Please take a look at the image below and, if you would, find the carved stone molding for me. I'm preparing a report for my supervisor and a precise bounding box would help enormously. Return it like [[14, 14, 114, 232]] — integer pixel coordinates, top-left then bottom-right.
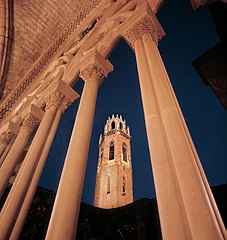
[[21, 115, 40, 132], [0, 131, 16, 145]]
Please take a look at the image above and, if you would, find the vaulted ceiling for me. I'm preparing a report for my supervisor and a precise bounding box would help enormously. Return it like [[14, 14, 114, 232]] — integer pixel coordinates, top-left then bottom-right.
[[0, 0, 91, 103]]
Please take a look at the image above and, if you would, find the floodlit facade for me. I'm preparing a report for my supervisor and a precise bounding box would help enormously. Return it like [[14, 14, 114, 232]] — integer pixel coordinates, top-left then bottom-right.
[[94, 115, 133, 208]]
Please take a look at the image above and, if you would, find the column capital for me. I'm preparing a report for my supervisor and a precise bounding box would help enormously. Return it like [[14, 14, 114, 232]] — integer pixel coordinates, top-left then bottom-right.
[[0, 121, 20, 144], [21, 104, 44, 131], [0, 131, 17, 145], [123, 3, 165, 47], [0, 121, 20, 137], [44, 80, 79, 111], [79, 50, 113, 85]]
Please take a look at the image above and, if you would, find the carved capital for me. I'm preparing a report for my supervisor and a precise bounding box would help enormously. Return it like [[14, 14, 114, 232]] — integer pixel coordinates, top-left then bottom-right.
[[58, 97, 74, 113], [0, 131, 16, 145], [80, 64, 107, 84], [79, 50, 113, 85], [21, 115, 41, 132], [122, 3, 165, 47], [124, 16, 162, 45], [45, 91, 65, 110], [43, 80, 79, 111]]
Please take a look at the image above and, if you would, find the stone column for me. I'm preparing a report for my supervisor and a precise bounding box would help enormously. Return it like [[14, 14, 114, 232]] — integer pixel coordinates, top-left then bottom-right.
[[0, 105, 43, 199], [123, 4, 225, 240], [46, 50, 113, 240], [0, 121, 19, 158], [9, 92, 79, 240], [0, 141, 14, 167], [0, 80, 77, 240]]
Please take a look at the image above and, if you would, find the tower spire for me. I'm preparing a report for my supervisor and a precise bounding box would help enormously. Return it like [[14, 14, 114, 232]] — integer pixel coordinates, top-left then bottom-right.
[[94, 115, 133, 208]]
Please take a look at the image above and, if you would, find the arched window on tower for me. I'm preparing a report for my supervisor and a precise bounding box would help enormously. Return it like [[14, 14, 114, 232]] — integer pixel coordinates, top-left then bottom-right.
[[122, 175, 126, 195], [107, 176, 110, 194], [111, 121, 115, 130], [119, 122, 123, 130], [122, 143, 127, 162], [109, 141, 114, 160]]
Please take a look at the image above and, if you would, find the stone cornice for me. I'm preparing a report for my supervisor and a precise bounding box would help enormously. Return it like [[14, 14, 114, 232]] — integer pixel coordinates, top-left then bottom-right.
[[0, 0, 104, 120], [79, 50, 113, 85], [123, 3, 165, 47]]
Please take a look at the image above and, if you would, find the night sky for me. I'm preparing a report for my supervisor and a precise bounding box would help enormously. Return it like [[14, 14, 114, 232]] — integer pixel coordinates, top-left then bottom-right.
[[39, 0, 227, 205]]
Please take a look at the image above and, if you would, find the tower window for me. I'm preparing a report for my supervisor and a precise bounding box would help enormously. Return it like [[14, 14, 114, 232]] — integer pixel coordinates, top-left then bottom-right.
[[119, 122, 123, 130], [122, 144, 127, 162], [111, 121, 115, 130], [122, 175, 126, 194], [109, 142, 114, 160], [107, 176, 110, 194]]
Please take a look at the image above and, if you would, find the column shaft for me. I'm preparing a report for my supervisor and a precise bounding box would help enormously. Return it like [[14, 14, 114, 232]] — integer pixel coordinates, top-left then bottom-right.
[[0, 143, 11, 167], [142, 33, 225, 238], [0, 106, 57, 240], [46, 79, 99, 240], [0, 128, 32, 199], [134, 37, 191, 239], [134, 32, 224, 239], [0, 143, 7, 158], [9, 109, 63, 240]]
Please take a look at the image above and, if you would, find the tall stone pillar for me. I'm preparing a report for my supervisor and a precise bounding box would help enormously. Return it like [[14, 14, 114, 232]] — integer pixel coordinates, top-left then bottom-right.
[[9, 91, 79, 240], [0, 80, 77, 240], [123, 4, 225, 240], [46, 50, 113, 240], [0, 105, 44, 199]]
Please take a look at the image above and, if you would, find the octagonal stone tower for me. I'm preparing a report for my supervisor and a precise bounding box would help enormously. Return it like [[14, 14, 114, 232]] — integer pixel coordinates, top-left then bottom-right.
[[94, 114, 133, 209]]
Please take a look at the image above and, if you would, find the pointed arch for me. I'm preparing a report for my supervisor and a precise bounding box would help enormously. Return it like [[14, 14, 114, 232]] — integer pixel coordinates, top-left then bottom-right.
[[122, 143, 127, 162], [111, 121, 115, 130], [109, 141, 114, 160]]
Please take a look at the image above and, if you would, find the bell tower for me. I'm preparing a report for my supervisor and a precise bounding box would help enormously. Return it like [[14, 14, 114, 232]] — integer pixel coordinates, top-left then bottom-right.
[[94, 114, 133, 209]]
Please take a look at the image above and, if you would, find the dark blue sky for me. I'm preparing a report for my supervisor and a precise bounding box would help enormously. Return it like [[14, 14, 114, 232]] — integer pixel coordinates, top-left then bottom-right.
[[39, 0, 227, 205]]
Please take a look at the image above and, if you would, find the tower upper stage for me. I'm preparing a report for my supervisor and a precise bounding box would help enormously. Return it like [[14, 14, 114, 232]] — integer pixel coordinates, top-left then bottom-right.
[[99, 114, 131, 145]]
